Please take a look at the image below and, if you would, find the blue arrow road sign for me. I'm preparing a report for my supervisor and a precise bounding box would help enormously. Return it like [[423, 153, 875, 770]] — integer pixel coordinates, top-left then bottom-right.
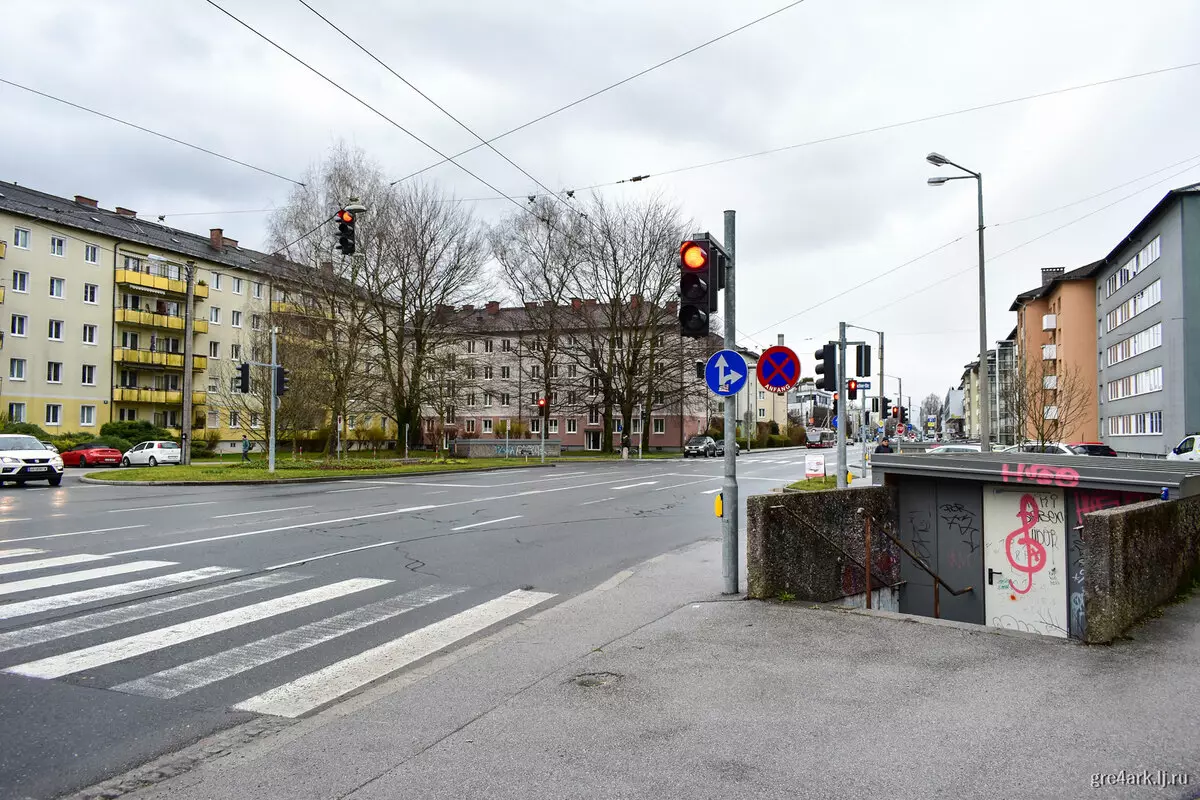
[[705, 349, 748, 396], [830, 415, 838, 429]]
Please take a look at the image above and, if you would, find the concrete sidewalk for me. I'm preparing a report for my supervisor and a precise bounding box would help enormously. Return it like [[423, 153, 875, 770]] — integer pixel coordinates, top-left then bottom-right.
[[87, 542, 1200, 800]]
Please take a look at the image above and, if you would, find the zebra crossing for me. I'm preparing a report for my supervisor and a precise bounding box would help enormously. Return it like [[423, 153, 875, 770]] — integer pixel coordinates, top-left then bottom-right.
[[0, 546, 554, 719]]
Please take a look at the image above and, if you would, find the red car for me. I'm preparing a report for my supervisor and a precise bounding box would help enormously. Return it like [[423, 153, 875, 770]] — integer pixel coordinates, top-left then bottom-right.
[[59, 442, 124, 467]]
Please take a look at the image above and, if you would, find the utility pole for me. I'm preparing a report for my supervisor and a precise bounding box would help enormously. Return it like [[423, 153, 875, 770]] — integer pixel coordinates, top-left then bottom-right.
[[268, 326, 279, 473], [836, 322, 848, 489], [721, 209, 738, 595], [877, 331, 884, 442], [181, 260, 196, 466]]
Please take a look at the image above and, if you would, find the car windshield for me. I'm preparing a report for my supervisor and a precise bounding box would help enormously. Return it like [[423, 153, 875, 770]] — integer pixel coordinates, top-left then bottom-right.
[[158, 442, 180, 449], [1070, 444, 1115, 456], [0, 436, 45, 452], [687, 437, 708, 445]]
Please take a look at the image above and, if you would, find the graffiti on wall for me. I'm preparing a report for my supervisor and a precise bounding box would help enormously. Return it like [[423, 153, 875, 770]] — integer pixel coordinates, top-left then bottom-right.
[[1066, 489, 1153, 639], [983, 486, 1069, 638], [1001, 462, 1079, 488], [939, 502, 980, 553]]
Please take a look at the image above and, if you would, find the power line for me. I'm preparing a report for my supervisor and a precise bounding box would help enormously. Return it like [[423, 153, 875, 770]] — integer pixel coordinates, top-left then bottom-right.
[[387, 0, 812, 186], [0, 77, 305, 187], [156, 208, 277, 220]]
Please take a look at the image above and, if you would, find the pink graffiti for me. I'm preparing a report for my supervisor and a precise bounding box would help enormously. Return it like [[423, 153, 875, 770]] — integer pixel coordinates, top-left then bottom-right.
[[1001, 462, 1079, 488], [1005, 494, 1047, 595]]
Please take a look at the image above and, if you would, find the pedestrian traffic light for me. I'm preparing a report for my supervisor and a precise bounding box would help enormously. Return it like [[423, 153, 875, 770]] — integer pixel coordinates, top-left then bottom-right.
[[891, 406, 900, 419], [236, 362, 251, 394], [678, 238, 713, 338], [831, 396, 838, 420], [847, 379, 858, 400], [335, 209, 356, 256], [855, 344, 872, 377], [813, 342, 836, 391], [275, 365, 289, 395], [871, 397, 879, 413]]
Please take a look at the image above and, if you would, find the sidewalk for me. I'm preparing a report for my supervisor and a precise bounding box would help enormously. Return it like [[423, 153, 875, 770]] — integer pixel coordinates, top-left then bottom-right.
[[90, 542, 1200, 800]]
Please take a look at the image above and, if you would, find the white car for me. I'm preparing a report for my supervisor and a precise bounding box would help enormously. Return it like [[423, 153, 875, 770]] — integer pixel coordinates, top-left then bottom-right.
[[927, 444, 983, 454], [0, 434, 65, 486], [1167, 434, 1200, 462], [121, 440, 182, 467]]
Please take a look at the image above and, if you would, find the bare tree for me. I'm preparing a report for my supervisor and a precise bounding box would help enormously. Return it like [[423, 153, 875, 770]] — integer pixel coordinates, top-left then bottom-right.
[[1002, 358, 1094, 445]]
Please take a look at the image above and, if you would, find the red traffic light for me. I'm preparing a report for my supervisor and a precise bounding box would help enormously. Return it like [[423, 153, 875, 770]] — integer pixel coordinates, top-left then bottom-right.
[[847, 379, 857, 391], [680, 241, 708, 270], [335, 209, 355, 224], [537, 397, 546, 408]]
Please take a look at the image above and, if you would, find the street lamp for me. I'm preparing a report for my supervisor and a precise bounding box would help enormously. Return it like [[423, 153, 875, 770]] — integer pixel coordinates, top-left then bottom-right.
[[926, 151, 990, 452]]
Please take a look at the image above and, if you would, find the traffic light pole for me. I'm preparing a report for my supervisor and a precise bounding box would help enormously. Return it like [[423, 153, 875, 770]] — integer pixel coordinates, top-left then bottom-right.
[[268, 326, 278, 474], [721, 209, 738, 595], [837, 322, 848, 489]]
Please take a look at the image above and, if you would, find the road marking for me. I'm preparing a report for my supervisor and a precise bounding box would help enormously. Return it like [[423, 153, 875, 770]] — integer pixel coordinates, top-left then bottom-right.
[[702, 488, 723, 494], [0, 567, 239, 620], [6, 578, 390, 680], [213, 506, 313, 519], [611, 482, 657, 490], [113, 585, 466, 699], [234, 589, 555, 718], [0, 572, 305, 654], [0, 518, 31, 525], [450, 515, 523, 532], [426, 491, 448, 495], [579, 497, 614, 506], [0, 525, 147, 544], [0, 561, 176, 598], [654, 478, 720, 491], [325, 487, 376, 494], [267, 540, 400, 570], [108, 501, 217, 514], [0, 553, 110, 577], [0, 548, 46, 560]]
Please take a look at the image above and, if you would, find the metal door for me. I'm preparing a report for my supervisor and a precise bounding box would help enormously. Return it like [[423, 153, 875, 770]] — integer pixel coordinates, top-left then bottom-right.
[[982, 485, 1069, 637], [896, 478, 984, 624]]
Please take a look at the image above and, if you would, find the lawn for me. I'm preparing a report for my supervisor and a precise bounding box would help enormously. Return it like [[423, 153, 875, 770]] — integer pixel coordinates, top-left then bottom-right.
[[86, 457, 550, 483], [786, 476, 840, 491]]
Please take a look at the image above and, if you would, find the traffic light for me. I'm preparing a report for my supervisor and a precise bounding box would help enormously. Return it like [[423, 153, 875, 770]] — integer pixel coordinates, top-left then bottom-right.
[[901, 406, 909, 424], [831, 396, 838, 420], [275, 366, 289, 396], [813, 342, 836, 391], [678, 238, 714, 338], [871, 397, 879, 413], [236, 362, 251, 394], [891, 406, 900, 419], [537, 396, 547, 412], [855, 344, 872, 377], [335, 209, 356, 256], [847, 379, 858, 400]]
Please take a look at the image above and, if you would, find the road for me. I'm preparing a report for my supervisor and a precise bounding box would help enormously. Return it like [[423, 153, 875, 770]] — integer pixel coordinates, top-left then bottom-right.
[[0, 452, 816, 799]]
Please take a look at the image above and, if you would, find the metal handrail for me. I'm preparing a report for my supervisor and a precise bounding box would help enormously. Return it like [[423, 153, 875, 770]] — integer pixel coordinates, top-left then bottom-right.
[[854, 508, 973, 618], [775, 504, 896, 591]]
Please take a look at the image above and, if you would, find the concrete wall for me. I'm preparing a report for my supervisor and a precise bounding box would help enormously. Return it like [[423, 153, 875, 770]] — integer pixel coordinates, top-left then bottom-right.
[[1082, 493, 1200, 643], [452, 439, 562, 458], [746, 486, 899, 601]]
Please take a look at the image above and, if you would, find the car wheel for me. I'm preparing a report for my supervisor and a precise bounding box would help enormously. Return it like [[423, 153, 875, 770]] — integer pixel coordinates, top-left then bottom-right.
[[48, 474, 63, 487], [78, 456, 87, 468], [121, 457, 131, 467], [148, 456, 158, 467]]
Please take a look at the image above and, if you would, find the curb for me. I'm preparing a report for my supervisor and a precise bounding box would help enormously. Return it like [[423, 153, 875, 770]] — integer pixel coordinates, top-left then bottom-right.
[[79, 462, 557, 487]]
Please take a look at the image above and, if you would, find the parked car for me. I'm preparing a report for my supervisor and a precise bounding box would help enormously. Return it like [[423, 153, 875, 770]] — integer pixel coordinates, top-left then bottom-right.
[[1167, 434, 1200, 462], [0, 434, 65, 486], [927, 444, 982, 454], [992, 444, 1019, 453], [713, 440, 740, 457], [683, 436, 717, 458], [41, 441, 59, 453], [1067, 442, 1118, 457], [1018, 442, 1118, 457], [60, 442, 124, 468], [121, 440, 182, 467]]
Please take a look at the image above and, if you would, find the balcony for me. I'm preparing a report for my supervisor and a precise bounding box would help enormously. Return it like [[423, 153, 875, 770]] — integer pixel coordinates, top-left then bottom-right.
[[112, 347, 207, 371], [114, 308, 210, 334], [1043, 375, 1058, 390], [1043, 405, 1059, 420], [1042, 313, 1057, 331], [1041, 344, 1057, 360], [115, 269, 210, 299], [113, 388, 208, 405]]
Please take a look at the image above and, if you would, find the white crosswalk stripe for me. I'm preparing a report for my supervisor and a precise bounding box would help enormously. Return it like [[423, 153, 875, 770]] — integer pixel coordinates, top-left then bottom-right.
[[0, 561, 176, 597], [0, 548, 46, 560], [0, 552, 110, 577], [0, 566, 240, 620]]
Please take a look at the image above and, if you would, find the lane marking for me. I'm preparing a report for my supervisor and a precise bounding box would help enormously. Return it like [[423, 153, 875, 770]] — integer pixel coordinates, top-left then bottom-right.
[[0, 567, 239, 620], [0, 573, 305, 654], [113, 585, 466, 699], [6, 578, 390, 680], [108, 501, 217, 514], [233, 589, 555, 718], [0, 525, 147, 544], [426, 491, 448, 496], [579, 497, 614, 506], [0, 518, 31, 525], [0, 548, 46, 560], [611, 482, 657, 490], [325, 487, 376, 494], [0, 561, 176, 598], [653, 478, 721, 491], [213, 506, 313, 519], [0, 553, 109, 577], [267, 540, 399, 570], [450, 515, 522, 532]]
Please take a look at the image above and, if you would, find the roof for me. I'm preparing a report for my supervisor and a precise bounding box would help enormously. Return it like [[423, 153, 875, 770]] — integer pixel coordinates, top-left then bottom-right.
[[0, 180, 298, 281], [1008, 259, 1103, 310], [1092, 182, 1200, 269]]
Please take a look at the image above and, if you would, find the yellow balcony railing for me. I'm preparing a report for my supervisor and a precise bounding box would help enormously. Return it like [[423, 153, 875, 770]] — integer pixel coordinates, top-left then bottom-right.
[[114, 308, 209, 334], [113, 388, 208, 405], [115, 269, 210, 299], [112, 347, 207, 370]]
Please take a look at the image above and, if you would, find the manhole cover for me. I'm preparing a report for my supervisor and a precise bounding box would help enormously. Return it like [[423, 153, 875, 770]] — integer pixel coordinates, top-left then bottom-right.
[[571, 671, 621, 688]]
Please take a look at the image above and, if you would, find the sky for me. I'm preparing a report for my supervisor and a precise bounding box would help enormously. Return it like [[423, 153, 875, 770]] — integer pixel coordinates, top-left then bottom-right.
[[4, 0, 1199, 407]]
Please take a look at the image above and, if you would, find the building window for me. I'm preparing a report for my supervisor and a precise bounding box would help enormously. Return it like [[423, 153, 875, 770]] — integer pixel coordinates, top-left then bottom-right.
[[212, 273, 223, 290], [502, 339, 512, 352], [209, 341, 220, 358], [653, 418, 665, 434], [119, 408, 137, 421], [7, 402, 25, 422], [632, 418, 642, 433], [44, 404, 62, 426], [11, 271, 28, 293], [654, 391, 665, 405], [253, 282, 263, 299], [207, 410, 220, 428], [484, 365, 493, 380], [549, 419, 559, 434], [1104, 236, 1161, 297], [1106, 322, 1162, 367], [48, 319, 63, 340], [83, 283, 99, 304], [80, 405, 96, 427], [13, 228, 29, 249], [46, 362, 62, 383], [758, 407, 766, 418], [251, 314, 262, 330], [209, 307, 221, 324], [1107, 411, 1163, 436], [567, 391, 578, 405], [123, 255, 141, 271], [207, 376, 219, 393], [466, 340, 476, 354], [484, 393, 493, 407], [12, 313, 30, 335], [229, 410, 241, 428], [82, 324, 97, 345], [501, 366, 511, 379], [567, 418, 577, 434], [9, 358, 25, 380], [49, 237, 65, 257], [482, 419, 493, 434], [530, 418, 541, 434], [230, 343, 241, 360], [501, 393, 511, 406], [49, 277, 65, 298], [231, 310, 242, 328], [84, 244, 99, 264], [531, 392, 539, 406], [467, 392, 477, 407], [81, 364, 96, 385], [1107, 366, 1164, 401], [1105, 279, 1161, 332], [250, 412, 262, 428], [484, 339, 494, 353], [233, 277, 244, 294], [588, 408, 600, 425], [568, 364, 577, 378], [531, 365, 541, 379]]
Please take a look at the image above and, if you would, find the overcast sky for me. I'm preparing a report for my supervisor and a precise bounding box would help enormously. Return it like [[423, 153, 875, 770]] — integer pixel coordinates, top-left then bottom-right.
[[5, 0, 1199, 406]]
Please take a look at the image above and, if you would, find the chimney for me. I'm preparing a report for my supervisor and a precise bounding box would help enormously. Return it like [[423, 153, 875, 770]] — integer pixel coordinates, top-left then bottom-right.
[[524, 301, 537, 310], [1041, 267, 1065, 286], [320, 260, 334, 274], [461, 304, 474, 313], [584, 298, 598, 307], [486, 301, 500, 315], [222, 236, 239, 249], [777, 334, 785, 346], [74, 195, 98, 208], [114, 207, 137, 218], [209, 228, 224, 250], [571, 298, 583, 311]]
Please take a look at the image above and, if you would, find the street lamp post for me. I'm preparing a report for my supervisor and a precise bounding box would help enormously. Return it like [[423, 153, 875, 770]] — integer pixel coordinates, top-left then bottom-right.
[[927, 152, 990, 452]]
